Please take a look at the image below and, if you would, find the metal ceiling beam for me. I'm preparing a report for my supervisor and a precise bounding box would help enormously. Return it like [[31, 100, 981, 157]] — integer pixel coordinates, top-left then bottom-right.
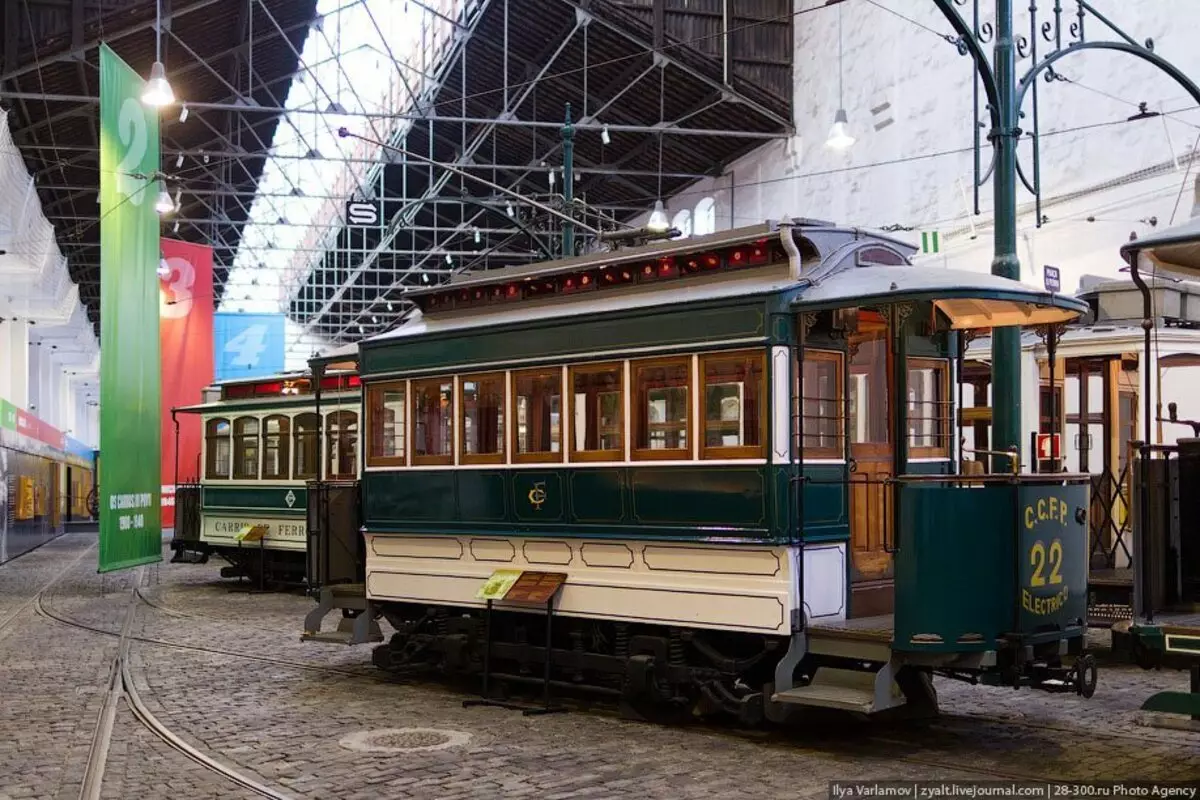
[[0, 90, 785, 139]]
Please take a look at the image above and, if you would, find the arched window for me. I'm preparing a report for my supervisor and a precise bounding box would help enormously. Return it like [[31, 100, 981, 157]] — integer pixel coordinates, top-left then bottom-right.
[[205, 418, 231, 479], [326, 410, 358, 479], [694, 196, 716, 236], [293, 413, 319, 480], [233, 417, 260, 479], [671, 209, 692, 238], [262, 415, 291, 480]]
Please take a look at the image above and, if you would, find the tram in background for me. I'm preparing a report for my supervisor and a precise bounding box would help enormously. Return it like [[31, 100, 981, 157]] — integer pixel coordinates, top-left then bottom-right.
[[170, 368, 360, 585], [302, 219, 1100, 719]]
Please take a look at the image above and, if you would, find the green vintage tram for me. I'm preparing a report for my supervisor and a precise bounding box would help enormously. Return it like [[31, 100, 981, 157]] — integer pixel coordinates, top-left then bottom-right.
[[304, 219, 1096, 718], [171, 368, 360, 585]]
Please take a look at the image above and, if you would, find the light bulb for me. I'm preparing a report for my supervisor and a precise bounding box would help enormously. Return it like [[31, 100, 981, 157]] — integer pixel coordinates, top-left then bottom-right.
[[141, 61, 175, 107], [386, 301, 393, 311], [422, 273, 430, 284], [178, 104, 189, 123], [154, 180, 174, 215], [473, 227, 481, 244], [647, 199, 669, 232], [548, 169, 556, 188], [601, 124, 611, 145], [174, 153, 184, 168], [445, 253, 453, 265], [505, 201, 514, 218], [825, 108, 855, 149]]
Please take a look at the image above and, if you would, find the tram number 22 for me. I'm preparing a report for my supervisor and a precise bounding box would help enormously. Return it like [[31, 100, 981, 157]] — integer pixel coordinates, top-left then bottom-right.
[[1029, 538, 1064, 587]]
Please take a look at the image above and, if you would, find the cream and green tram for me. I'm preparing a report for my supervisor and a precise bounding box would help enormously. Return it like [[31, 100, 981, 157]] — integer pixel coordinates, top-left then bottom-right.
[[171, 370, 360, 585], [307, 219, 1096, 719]]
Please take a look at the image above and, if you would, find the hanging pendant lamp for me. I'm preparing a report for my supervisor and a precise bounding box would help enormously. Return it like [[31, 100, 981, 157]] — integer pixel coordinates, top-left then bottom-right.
[[825, 4, 854, 150], [142, 0, 175, 107]]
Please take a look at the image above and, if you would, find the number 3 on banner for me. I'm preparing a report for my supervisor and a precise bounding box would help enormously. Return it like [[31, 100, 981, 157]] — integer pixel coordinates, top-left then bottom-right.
[[225, 324, 268, 369], [160, 257, 195, 319], [115, 97, 148, 205]]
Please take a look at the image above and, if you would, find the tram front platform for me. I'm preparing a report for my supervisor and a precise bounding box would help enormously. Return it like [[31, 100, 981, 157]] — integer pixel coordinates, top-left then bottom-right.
[[4, 534, 1200, 797]]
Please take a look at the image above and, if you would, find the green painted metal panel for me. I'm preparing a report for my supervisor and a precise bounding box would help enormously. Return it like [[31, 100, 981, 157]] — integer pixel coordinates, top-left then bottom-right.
[[1141, 691, 1200, 716], [458, 471, 508, 521], [365, 471, 456, 521], [894, 483, 1012, 651], [801, 464, 849, 542], [629, 467, 765, 527], [1016, 482, 1088, 636], [568, 470, 627, 523], [361, 300, 769, 376], [202, 485, 308, 515]]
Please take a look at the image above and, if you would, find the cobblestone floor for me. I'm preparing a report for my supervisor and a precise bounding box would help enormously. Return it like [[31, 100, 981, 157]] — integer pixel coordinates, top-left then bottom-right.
[[3, 534, 1200, 800]]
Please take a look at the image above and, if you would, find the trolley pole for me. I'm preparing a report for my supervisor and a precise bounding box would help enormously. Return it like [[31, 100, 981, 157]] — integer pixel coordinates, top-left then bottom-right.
[[561, 103, 575, 258], [989, 0, 1022, 470]]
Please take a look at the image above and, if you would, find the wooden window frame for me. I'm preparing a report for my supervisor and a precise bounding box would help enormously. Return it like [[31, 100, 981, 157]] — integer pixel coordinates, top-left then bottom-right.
[[325, 410, 359, 479], [631, 356, 693, 461], [459, 372, 507, 465], [261, 414, 291, 480], [906, 357, 951, 458], [204, 417, 231, 479], [293, 412, 319, 480], [699, 349, 767, 460], [232, 416, 260, 480], [567, 362, 625, 463], [411, 377, 455, 466], [365, 380, 408, 468], [511, 367, 564, 464], [798, 349, 846, 460]]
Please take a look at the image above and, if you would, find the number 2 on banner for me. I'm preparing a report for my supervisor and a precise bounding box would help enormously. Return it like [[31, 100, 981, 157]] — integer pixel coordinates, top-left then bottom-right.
[[115, 97, 148, 205], [225, 324, 268, 368]]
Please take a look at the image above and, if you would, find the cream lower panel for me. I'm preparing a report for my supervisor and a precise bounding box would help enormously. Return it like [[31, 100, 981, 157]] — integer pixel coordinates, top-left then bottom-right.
[[200, 515, 307, 552], [364, 534, 796, 635], [803, 542, 846, 621]]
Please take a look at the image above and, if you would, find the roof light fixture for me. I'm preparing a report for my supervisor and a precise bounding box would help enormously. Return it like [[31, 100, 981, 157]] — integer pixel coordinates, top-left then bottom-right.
[[647, 199, 669, 232], [505, 200, 515, 218], [386, 301, 393, 311], [179, 103, 189, 123], [142, 61, 175, 107], [825, 4, 854, 150], [601, 124, 611, 145], [154, 179, 174, 215], [473, 226, 481, 244], [445, 253, 453, 265], [174, 153, 184, 169]]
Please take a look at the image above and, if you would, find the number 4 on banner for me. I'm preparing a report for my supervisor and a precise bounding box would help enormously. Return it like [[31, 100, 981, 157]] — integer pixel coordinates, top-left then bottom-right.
[[225, 323, 268, 368]]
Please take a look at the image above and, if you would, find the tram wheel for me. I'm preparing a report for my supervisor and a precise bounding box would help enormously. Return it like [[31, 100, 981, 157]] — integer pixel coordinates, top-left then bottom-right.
[[1074, 654, 1098, 698]]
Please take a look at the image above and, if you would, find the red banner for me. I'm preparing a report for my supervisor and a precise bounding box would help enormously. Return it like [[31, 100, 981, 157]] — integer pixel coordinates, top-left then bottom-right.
[[159, 238, 214, 528]]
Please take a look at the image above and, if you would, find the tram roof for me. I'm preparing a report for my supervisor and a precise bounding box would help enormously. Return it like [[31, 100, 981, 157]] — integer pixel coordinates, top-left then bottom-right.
[[791, 265, 1089, 329], [1121, 217, 1200, 277]]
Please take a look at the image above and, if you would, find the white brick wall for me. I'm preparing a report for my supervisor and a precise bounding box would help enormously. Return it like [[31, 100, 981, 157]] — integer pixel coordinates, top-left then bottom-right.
[[655, 1, 1200, 294]]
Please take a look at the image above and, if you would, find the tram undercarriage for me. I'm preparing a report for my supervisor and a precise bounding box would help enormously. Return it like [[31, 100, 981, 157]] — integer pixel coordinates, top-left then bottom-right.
[[367, 601, 1095, 722]]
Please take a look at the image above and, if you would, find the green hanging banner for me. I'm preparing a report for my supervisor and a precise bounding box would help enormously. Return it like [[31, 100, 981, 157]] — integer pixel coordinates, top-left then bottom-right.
[[98, 44, 163, 572]]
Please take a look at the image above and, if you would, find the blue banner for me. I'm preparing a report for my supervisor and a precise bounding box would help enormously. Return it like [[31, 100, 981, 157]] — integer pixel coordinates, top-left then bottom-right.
[[213, 313, 286, 381]]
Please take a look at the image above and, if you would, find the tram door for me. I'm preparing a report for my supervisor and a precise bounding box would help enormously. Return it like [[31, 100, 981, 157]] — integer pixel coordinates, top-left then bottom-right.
[[847, 314, 894, 618]]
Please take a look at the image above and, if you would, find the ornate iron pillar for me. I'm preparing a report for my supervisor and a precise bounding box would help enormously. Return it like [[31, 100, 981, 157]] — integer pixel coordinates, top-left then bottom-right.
[[562, 103, 576, 258], [990, 0, 1023, 470]]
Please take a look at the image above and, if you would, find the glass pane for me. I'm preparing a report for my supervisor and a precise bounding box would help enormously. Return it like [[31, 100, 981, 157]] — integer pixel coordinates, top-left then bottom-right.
[[293, 414, 318, 479], [572, 367, 622, 454], [262, 417, 289, 479], [327, 412, 359, 477], [906, 362, 945, 449], [369, 385, 406, 460], [515, 372, 561, 455], [212, 438, 230, 478], [635, 362, 689, 452], [413, 381, 454, 458], [802, 356, 841, 452], [704, 355, 762, 449], [462, 375, 504, 456], [849, 338, 889, 444]]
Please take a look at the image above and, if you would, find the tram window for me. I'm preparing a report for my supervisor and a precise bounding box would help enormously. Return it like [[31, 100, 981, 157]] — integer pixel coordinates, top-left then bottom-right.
[[232, 417, 260, 479], [366, 381, 407, 467], [700, 351, 765, 459], [204, 418, 232, 479], [907, 358, 950, 456], [326, 411, 358, 478], [293, 413, 319, 479], [461, 373, 505, 465], [262, 415, 291, 480], [569, 363, 624, 461], [632, 358, 691, 459], [513, 369, 562, 463], [412, 379, 454, 465], [849, 335, 889, 444], [800, 350, 845, 458]]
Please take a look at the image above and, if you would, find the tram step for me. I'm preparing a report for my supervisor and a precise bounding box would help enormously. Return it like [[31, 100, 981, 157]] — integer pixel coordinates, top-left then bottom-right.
[[771, 665, 905, 714], [1141, 690, 1200, 717]]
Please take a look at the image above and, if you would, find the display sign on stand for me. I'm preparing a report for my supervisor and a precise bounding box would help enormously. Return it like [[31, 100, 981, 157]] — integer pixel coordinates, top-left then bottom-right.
[[464, 569, 569, 716]]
